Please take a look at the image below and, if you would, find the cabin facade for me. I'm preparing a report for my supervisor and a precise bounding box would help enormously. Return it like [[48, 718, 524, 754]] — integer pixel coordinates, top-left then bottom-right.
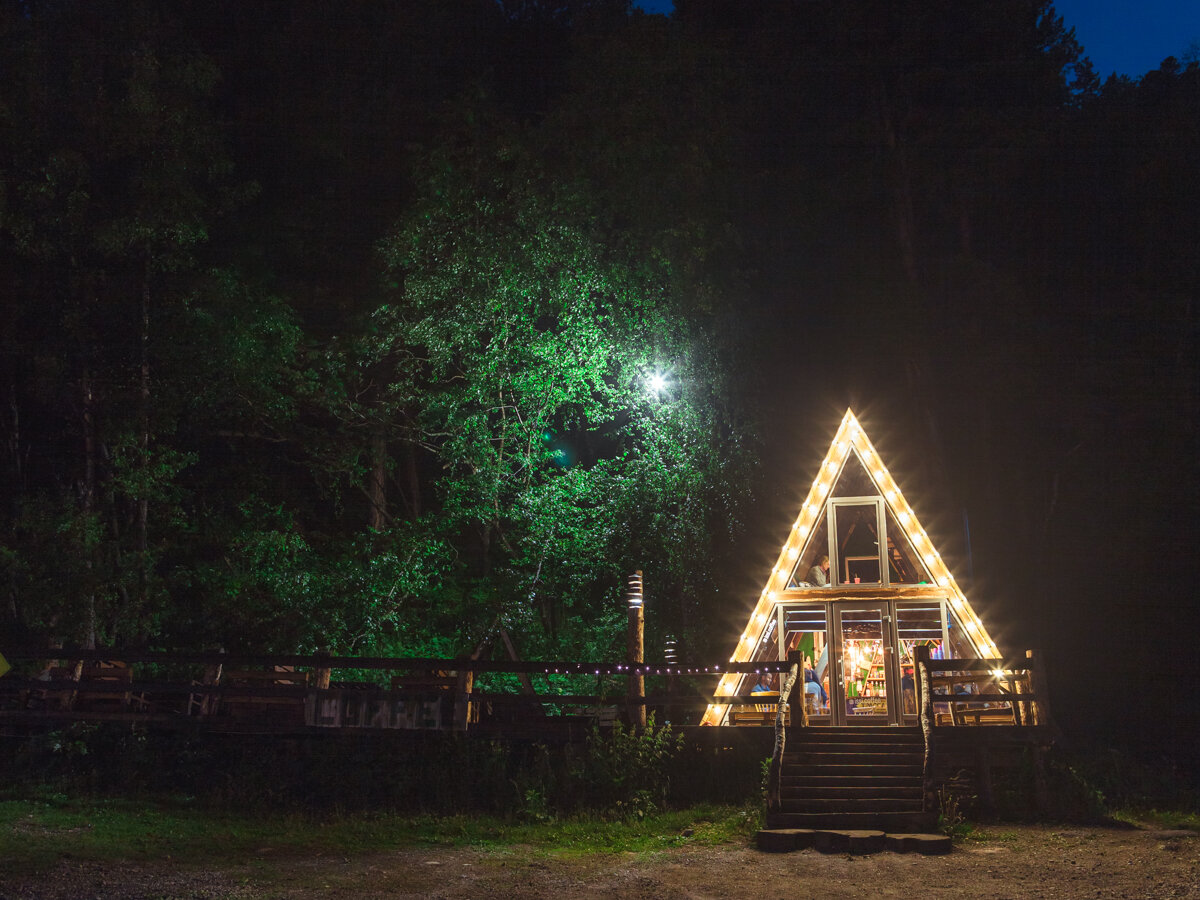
[[704, 409, 1002, 728]]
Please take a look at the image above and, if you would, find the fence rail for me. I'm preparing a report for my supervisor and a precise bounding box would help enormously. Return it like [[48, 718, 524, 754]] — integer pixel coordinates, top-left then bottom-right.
[[0, 646, 1054, 735]]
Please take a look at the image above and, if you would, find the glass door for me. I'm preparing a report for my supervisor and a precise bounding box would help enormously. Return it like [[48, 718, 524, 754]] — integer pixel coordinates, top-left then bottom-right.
[[780, 604, 831, 720], [832, 602, 898, 724]]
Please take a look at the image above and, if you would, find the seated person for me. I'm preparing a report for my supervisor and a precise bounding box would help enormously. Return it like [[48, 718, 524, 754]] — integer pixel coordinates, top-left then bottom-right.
[[751, 673, 775, 693], [751, 673, 775, 714], [806, 555, 831, 587]]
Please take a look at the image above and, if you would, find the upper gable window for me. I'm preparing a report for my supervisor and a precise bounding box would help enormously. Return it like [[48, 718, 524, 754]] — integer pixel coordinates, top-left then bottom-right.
[[787, 446, 934, 587], [831, 450, 876, 498]]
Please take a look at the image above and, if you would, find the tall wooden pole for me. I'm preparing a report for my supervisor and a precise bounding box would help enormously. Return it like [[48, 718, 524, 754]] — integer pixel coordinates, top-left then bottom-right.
[[626, 570, 646, 728]]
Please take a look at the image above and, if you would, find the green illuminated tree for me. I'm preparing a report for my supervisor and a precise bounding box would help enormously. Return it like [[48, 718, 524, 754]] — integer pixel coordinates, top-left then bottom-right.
[[364, 137, 754, 657]]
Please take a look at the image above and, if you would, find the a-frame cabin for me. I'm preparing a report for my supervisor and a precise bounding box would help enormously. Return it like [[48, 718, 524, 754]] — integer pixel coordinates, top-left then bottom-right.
[[703, 409, 1001, 727]]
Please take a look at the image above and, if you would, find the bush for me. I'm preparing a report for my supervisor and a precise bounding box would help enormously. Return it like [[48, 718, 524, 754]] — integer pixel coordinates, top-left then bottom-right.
[[3, 720, 694, 821], [570, 717, 683, 818]]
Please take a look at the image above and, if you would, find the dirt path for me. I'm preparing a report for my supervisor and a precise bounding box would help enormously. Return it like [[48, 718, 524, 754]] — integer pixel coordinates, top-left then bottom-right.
[[2, 824, 1197, 899]]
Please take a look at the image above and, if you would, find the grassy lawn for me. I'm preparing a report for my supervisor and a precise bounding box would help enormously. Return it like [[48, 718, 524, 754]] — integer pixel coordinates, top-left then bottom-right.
[[0, 791, 765, 877]]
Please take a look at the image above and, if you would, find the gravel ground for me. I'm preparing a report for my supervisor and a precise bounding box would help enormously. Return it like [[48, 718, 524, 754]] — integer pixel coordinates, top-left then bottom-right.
[[1, 824, 1197, 899]]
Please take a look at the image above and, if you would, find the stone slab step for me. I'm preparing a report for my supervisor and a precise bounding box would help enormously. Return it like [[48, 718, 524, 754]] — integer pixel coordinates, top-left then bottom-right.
[[886, 833, 953, 854], [767, 810, 936, 832], [756, 829, 951, 855]]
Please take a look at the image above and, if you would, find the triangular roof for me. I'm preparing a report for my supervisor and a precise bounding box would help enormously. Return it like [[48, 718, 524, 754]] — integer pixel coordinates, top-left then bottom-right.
[[701, 409, 1000, 725]]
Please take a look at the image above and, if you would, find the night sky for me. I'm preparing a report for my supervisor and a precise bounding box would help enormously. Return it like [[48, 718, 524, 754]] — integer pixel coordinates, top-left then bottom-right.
[[636, 0, 1200, 78]]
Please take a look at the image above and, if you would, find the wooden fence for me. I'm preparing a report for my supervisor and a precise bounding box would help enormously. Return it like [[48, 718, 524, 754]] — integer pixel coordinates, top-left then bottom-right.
[[0, 646, 1054, 737], [0, 647, 795, 733]]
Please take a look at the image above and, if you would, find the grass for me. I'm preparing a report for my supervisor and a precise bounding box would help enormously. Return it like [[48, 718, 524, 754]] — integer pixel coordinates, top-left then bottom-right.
[[0, 791, 764, 877], [1110, 808, 1200, 831]]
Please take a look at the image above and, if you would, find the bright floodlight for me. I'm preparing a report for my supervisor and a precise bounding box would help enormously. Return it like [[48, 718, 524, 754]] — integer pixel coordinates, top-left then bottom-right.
[[647, 372, 668, 396]]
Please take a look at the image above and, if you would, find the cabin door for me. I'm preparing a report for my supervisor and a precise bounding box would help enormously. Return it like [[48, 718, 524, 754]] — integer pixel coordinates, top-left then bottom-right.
[[830, 601, 900, 725]]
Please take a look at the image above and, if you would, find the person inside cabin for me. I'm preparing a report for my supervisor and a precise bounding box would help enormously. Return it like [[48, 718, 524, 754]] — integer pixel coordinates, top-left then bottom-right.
[[901, 666, 916, 714], [751, 673, 775, 693], [803, 657, 828, 709], [807, 554, 831, 587], [752, 672, 775, 714]]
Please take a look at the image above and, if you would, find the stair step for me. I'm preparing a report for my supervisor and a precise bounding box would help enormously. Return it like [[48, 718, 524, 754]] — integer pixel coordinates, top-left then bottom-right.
[[780, 797, 925, 813], [790, 731, 922, 741], [781, 785, 922, 800], [785, 749, 923, 763], [787, 744, 916, 758], [784, 753, 923, 767], [767, 811, 937, 832], [789, 726, 921, 739], [783, 775, 921, 789], [782, 763, 922, 777]]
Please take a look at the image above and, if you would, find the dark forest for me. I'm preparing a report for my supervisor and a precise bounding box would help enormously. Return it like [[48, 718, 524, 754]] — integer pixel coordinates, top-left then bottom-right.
[[1, 0, 1196, 764]]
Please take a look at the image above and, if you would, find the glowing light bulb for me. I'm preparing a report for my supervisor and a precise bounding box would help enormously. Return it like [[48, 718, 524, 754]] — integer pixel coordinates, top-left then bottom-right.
[[826, 460, 838, 474], [818, 482, 829, 496], [898, 511, 909, 524], [787, 547, 799, 560], [937, 576, 949, 586], [924, 553, 936, 565], [798, 524, 809, 536], [886, 490, 897, 502], [769, 591, 778, 601]]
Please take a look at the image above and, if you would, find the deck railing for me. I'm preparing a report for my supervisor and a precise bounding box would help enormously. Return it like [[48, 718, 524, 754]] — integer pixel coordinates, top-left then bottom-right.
[[918, 649, 1055, 729], [0, 646, 797, 731], [0, 646, 1054, 737]]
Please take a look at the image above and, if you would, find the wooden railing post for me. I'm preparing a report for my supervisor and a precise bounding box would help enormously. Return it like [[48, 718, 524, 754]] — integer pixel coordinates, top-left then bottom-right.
[[1025, 649, 1056, 733], [454, 667, 474, 731], [313, 651, 332, 691], [915, 644, 936, 816], [767, 661, 800, 818], [787, 649, 808, 727]]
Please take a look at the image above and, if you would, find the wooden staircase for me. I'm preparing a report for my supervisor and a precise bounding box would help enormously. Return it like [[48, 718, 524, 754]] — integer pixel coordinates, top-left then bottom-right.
[[767, 725, 935, 833]]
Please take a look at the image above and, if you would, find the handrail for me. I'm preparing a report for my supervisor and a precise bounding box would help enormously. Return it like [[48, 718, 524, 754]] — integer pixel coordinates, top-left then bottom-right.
[[914, 645, 936, 816], [766, 661, 799, 817], [0, 647, 793, 676]]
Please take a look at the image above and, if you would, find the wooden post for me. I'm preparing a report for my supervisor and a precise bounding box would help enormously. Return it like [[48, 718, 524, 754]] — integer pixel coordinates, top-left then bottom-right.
[[787, 649, 808, 727], [313, 651, 332, 691], [627, 570, 646, 729], [664, 635, 677, 724], [1025, 649, 1056, 732], [976, 744, 995, 816], [767, 661, 800, 817], [454, 668, 474, 732], [915, 644, 936, 815], [198, 647, 224, 716]]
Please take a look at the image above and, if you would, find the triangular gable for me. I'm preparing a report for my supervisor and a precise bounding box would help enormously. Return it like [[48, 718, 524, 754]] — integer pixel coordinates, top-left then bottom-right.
[[701, 409, 1000, 725]]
